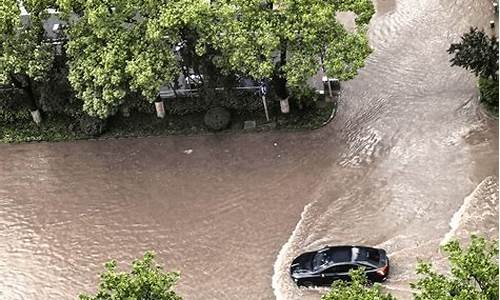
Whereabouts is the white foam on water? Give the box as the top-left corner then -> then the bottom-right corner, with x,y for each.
272,202 -> 314,300
441,198 -> 471,246
443,122 -> 484,146
441,176 -> 498,246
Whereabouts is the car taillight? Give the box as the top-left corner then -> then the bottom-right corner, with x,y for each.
376,264 -> 388,276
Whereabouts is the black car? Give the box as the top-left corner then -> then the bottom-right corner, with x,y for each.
290,245 -> 389,287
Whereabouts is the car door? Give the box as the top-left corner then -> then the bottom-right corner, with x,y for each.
318,267 -> 338,285
336,264 -> 358,281
321,264 -> 358,284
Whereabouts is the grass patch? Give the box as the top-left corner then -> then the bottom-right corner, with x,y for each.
0,114 -> 85,143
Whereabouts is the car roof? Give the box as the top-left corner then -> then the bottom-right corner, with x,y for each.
313,245 -> 380,269
320,246 -> 352,262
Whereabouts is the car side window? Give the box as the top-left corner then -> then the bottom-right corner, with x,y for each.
324,264 -> 358,274
359,263 -> 375,270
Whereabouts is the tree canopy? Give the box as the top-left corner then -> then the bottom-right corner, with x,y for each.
448,27 -> 499,81
1,0 -> 375,119
61,0 -> 182,118
411,236 -> 499,300
79,251 -> 182,300
0,0 -> 55,112
61,0 -> 375,118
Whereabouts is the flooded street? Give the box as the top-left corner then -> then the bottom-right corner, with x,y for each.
0,0 -> 498,299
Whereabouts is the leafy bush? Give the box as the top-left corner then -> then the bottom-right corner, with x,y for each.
37,63 -> 82,117
166,91 -> 263,116
448,28 -> 498,80
0,114 -> 83,143
204,106 -> 231,131
79,251 -> 181,300
166,96 -> 207,115
290,86 -> 318,110
321,268 -> 395,300
77,114 -> 107,137
0,88 -> 31,123
220,90 -> 263,112
411,236 -> 498,300
479,76 -> 499,115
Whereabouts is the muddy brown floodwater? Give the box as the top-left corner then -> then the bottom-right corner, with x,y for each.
0,1 -> 498,300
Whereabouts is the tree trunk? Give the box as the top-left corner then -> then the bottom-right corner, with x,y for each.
274,40 -> 290,114
155,95 -> 166,119
11,75 -> 42,124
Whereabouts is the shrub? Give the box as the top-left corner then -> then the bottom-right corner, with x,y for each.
220,90 -> 263,112
77,114 -> 107,137
411,236 -> 499,300
286,85 -> 320,112
0,88 -> 31,123
321,268 -> 395,300
79,251 -> 181,300
478,76 -> 499,115
166,96 -> 207,115
204,106 -> 231,131
448,28 -> 498,80
36,57 -> 81,117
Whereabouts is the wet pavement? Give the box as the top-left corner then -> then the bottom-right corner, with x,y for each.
0,1 -> 498,299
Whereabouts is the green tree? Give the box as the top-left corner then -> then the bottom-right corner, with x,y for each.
448,28 -> 499,114
79,251 -> 182,300
0,0 -> 56,124
61,0 -> 182,118
447,27 -> 498,81
321,268 -> 396,300
63,0 -> 375,118
478,76 -> 499,115
207,0 -> 375,106
411,236 -> 499,300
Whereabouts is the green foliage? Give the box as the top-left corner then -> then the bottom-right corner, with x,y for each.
0,0 -> 55,88
0,113 -> 84,143
77,114 -> 107,137
411,236 -> 499,300
478,76 -> 499,116
448,28 -> 499,80
79,251 -> 181,300
63,0 -> 181,118
204,0 -> 279,80
0,88 -> 31,123
321,269 -> 395,300
209,0 -> 374,88
216,89 -> 264,112
165,96 -> 209,116
204,106 -> 231,131
37,56 -> 87,117
61,0 -> 374,117
289,85 -> 319,104
2,0 -> 374,123
279,0 -> 374,86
